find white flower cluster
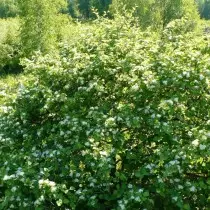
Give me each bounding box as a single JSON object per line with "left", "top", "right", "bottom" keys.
{"left": 38, "top": 179, "right": 56, "bottom": 192}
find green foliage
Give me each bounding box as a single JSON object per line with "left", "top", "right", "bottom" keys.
{"left": 90, "top": 0, "right": 111, "bottom": 16}
{"left": 0, "top": 74, "right": 29, "bottom": 106}
{"left": 110, "top": 0, "right": 199, "bottom": 29}
{"left": 110, "top": 0, "right": 157, "bottom": 28}
{"left": 0, "top": 0, "right": 18, "bottom": 18}
{"left": 68, "top": 0, "right": 80, "bottom": 18}
{"left": 162, "top": 17, "right": 198, "bottom": 38}
{"left": 0, "top": 14, "right": 209, "bottom": 209}
{"left": 17, "top": 0, "right": 67, "bottom": 56}
{"left": 68, "top": 0, "right": 111, "bottom": 18}
{"left": 197, "top": 0, "right": 210, "bottom": 19}
{"left": 0, "top": 18, "right": 21, "bottom": 73}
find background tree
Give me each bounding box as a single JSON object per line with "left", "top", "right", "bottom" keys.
{"left": 110, "top": 0, "right": 156, "bottom": 28}
{"left": 78, "top": 0, "right": 90, "bottom": 18}
{"left": 68, "top": 0, "right": 80, "bottom": 18}
{"left": 67, "top": 0, "right": 111, "bottom": 18}
{"left": 0, "top": 0, "right": 18, "bottom": 18}
{"left": 110, "top": 0, "right": 199, "bottom": 29}
{"left": 17, "top": 0, "right": 67, "bottom": 56}
{"left": 199, "top": 0, "right": 210, "bottom": 19}
{"left": 90, "top": 0, "right": 111, "bottom": 16}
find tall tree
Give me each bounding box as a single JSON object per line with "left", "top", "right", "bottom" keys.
{"left": 68, "top": 0, "right": 111, "bottom": 18}
{"left": 90, "top": 0, "right": 111, "bottom": 16}
{"left": 201, "top": 0, "right": 210, "bottom": 19}
{"left": 18, "top": 0, "right": 67, "bottom": 55}
{"left": 68, "top": 0, "right": 80, "bottom": 18}
{"left": 0, "top": 0, "right": 18, "bottom": 18}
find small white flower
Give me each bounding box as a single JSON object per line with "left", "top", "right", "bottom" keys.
{"left": 145, "top": 164, "right": 152, "bottom": 170}
{"left": 16, "top": 196, "right": 21, "bottom": 201}
{"left": 60, "top": 131, "right": 65, "bottom": 136}
{"left": 163, "top": 122, "right": 168, "bottom": 126}
{"left": 124, "top": 200, "right": 128, "bottom": 204}
{"left": 128, "top": 184, "right": 133, "bottom": 189}
{"left": 135, "top": 196, "right": 141, "bottom": 201}
{"left": 190, "top": 186, "right": 196, "bottom": 192}
{"left": 199, "top": 144, "right": 206, "bottom": 150}
{"left": 48, "top": 181, "right": 56, "bottom": 187}
{"left": 11, "top": 187, "right": 17, "bottom": 192}
{"left": 39, "top": 179, "right": 44, "bottom": 185}
{"left": 23, "top": 202, "right": 28, "bottom": 207}
{"left": 186, "top": 181, "right": 191, "bottom": 186}
{"left": 92, "top": 179, "right": 97, "bottom": 183}
{"left": 192, "top": 139, "right": 199, "bottom": 146}
{"left": 131, "top": 84, "right": 139, "bottom": 91}
{"left": 85, "top": 142, "right": 90, "bottom": 147}
{"left": 76, "top": 189, "right": 81, "bottom": 195}
{"left": 40, "top": 195, "right": 44, "bottom": 201}
{"left": 119, "top": 204, "right": 125, "bottom": 210}
{"left": 90, "top": 182, "right": 94, "bottom": 187}
{"left": 206, "top": 132, "right": 210, "bottom": 137}
{"left": 151, "top": 114, "right": 156, "bottom": 119}
{"left": 170, "top": 160, "right": 176, "bottom": 165}
{"left": 199, "top": 74, "right": 204, "bottom": 80}
{"left": 167, "top": 100, "right": 173, "bottom": 105}
{"left": 172, "top": 197, "right": 178, "bottom": 202}
{"left": 100, "top": 151, "right": 108, "bottom": 156}
{"left": 79, "top": 195, "right": 85, "bottom": 200}
{"left": 162, "top": 80, "right": 168, "bottom": 85}
{"left": 138, "top": 188, "right": 144, "bottom": 193}
{"left": 3, "top": 175, "right": 10, "bottom": 181}
{"left": 158, "top": 178, "right": 163, "bottom": 183}
{"left": 17, "top": 171, "right": 24, "bottom": 176}
{"left": 157, "top": 114, "right": 161, "bottom": 118}
{"left": 183, "top": 71, "right": 190, "bottom": 78}
{"left": 90, "top": 162, "right": 95, "bottom": 167}
{"left": 51, "top": 186, "right": 57, "bottom": 192}
{"left": 174, "top": 98, "right": 178, "bottom": 102}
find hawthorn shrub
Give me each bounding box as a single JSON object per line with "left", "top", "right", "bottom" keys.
{"left": 0, "top": 16, "right": 210, "bottom": 209}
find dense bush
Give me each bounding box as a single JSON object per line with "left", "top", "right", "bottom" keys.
{"left": 0, "top": 15, "right": 209, "bottom": 209}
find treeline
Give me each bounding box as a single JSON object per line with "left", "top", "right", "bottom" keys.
{"left": 197, "top": 0, "right": 210, "bottom": 19}
{"left": 68, "top": 0, "right": 111, "bottom": 18}
{"left": 0, "top": 0, "right": 210, "bottom": 20}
